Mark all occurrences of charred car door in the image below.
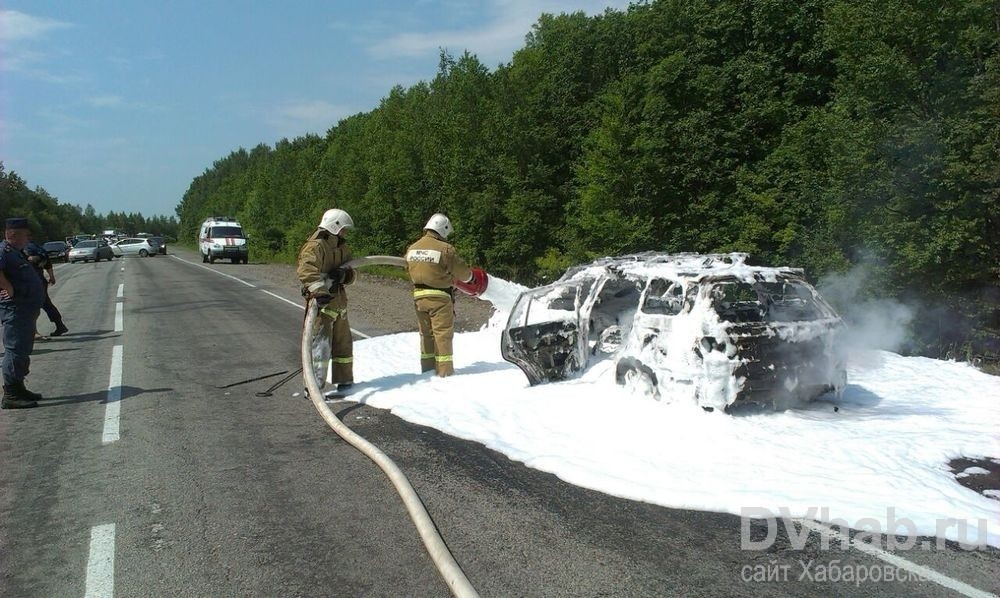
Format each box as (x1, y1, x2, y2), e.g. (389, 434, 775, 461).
(501, 281, 591, 385)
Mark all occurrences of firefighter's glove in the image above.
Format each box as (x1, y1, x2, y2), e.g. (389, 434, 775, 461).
(310, 291, 332, 306)
(328, 266, 355, 286)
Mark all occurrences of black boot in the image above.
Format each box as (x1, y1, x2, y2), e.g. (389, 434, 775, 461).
(12, 381, 42, 402)
(52, 322, 69, 336)
(2, 385, 37, 409)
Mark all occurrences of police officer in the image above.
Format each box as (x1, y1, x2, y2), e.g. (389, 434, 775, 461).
(0, 218, 46, 409)
(405, 213, 484, 377)
(25, 237, 69, 337)
(297, 209, 357, 390)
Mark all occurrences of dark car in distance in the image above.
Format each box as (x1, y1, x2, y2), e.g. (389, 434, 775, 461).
(149, 236, 167, 255)
(43, 241, 70, 262)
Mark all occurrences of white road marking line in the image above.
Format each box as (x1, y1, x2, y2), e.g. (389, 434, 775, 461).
(173, 255, 373, 339)
(170, 254, 255, 287)
(259, 290, 371, 339)
(85, 523, 115, 598)
(798, 519, 997, 598)
(116, 283, 123, 298)
(114, 303, 123, 332)
(102, 345, 123, 445)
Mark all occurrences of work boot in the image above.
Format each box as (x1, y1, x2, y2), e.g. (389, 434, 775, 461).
(52, 322, 69, 336)
(12, 381, 43, 402)
(1, 386, 37, 409)
(336, 382, 353, 392)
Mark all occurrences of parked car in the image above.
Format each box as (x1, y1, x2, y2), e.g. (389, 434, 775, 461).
(42, 241, 70, 262)
(111, 238, 157, 258)
(69, 239, 114, 263)
(501, 252, 846, 412)
(149, 236, 167, 255)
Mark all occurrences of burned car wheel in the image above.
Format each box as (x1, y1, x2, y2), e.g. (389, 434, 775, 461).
(616, 358, 659, 400)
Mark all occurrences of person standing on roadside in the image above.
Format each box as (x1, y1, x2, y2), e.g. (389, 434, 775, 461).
(0, 218, 46, 409)
(297, 209, 357, 391)
(25, 237, 69, 337)
(405, 213, 486, 377)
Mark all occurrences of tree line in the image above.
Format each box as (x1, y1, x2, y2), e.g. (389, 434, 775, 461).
(178, 0, 997, 359)
(0, 163, 179, 241)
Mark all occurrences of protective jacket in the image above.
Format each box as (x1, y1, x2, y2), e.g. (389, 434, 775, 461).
(405, 231, 472, 291)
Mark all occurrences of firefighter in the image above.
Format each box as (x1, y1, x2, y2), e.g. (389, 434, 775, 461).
(297, 209, 357, 390)
(405, 213, 486, 377)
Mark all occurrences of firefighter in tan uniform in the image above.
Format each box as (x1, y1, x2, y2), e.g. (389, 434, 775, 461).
(406, 213, 486, 377)
(297, 209, 357, 389)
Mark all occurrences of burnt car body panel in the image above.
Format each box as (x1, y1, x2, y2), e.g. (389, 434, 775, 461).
(501, 253, 845, 411)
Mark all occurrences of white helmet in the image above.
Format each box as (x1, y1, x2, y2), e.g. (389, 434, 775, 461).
(319, 208, 354, 235)
(424, 213, 453, 239)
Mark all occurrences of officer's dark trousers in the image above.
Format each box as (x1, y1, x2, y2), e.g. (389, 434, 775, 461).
(0, 302, 40, 385)
(41, 282, 63, 324)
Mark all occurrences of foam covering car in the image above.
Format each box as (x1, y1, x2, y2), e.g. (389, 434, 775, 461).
(501, 253, 846, 412)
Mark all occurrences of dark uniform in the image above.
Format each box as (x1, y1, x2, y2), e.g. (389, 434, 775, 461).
(297, 229, 356, 385)
(405, 231, 472, 377)
(25, 240, 68, 336)
(0, 218, 46, 408)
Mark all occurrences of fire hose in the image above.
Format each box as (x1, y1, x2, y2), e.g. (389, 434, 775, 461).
(300, 255, 480, 598)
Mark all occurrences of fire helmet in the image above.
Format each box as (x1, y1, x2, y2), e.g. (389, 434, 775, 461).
(319, 209, 354, 235)
(424, 213, 453, 239)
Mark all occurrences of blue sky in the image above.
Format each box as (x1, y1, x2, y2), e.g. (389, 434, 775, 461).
(1, 1, 631, 219)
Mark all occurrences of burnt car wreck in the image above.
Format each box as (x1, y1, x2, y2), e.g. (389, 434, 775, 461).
(501, 253, 846, 412)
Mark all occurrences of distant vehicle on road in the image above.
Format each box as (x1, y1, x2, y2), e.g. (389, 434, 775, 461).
(149, 236, 167, 255)
(111, 238, 157, 258)
(69, 239, 114, 263)
(199, 216, 248, 264)
(43, 241, 70, 262)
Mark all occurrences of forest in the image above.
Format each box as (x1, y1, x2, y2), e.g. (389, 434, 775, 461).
(0, 164, 179, 241)
(172, 0, 996, 360)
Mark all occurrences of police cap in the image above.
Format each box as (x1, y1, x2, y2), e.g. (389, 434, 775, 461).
(4, 218, 29, 230)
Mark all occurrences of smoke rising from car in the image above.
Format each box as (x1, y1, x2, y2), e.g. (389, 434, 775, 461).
(818, 263, 914, 361)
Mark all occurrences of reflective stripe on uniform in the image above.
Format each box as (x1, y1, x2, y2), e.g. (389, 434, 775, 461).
(413, 288, 451, 300)
(435, 355, 453, 362)
(332, 356, 353, 363)
(320, 306, 347, 320)
(420, 352, 435, 359)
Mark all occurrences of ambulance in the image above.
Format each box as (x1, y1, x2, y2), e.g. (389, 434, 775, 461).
(198, 216, 249, 264)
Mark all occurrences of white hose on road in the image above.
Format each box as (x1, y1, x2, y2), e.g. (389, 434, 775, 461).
(302, 255, 480, 598)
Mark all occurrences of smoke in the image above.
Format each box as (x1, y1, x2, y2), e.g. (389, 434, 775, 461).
(817, 263, 915, 362)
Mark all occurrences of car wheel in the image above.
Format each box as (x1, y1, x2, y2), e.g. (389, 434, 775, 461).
(208, 254, 215, 264)
(139, 249, 148, 257)
(242, 257, 248, 264)
(201, 252, 208, 263)
(616, 358, 659, 400)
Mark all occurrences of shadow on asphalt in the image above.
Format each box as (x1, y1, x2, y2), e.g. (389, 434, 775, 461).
(33, 385, 173, 408)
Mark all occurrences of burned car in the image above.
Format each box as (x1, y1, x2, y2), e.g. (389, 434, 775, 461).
(501, 253, 846, 411)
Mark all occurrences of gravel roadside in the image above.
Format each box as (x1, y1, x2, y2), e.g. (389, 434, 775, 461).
(171, 246, 496, 335)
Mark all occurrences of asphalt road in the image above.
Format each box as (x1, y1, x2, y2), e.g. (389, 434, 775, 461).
(0, 252, 996, 597)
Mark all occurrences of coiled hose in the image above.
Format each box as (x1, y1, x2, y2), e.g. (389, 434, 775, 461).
(301, 256, 480, 598)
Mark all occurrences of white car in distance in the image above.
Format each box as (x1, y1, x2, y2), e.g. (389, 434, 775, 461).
(111, 238, 158, 258)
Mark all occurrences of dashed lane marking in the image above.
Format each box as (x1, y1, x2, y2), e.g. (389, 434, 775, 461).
(102, 345, 123, 444)
(84, 523, 115, 598)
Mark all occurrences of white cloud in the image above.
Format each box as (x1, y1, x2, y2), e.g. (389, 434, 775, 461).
(368, 0, 632, 63)
(0, 9, 70, 43)
(87, 94, 123, 108)
(265, 100, 354, 137)
(0, 9, 75, 80)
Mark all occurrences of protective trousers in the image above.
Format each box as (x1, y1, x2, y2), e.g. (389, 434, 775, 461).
(414, 294, 455, 377)
(0, 302, 40, 385)
(316, 295, 353, 384)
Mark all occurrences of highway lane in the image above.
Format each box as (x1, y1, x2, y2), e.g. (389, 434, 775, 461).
(0, 253, 996, 597)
